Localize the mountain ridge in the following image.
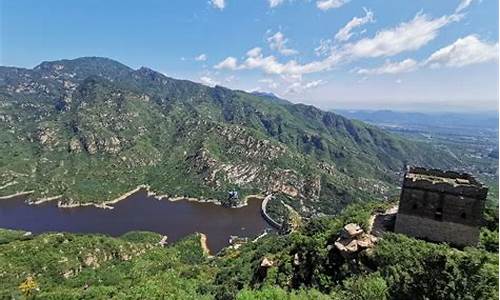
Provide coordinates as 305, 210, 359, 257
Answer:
0, 57, 460, 219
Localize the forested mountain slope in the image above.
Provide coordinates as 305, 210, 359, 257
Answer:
0, 57, 458, 216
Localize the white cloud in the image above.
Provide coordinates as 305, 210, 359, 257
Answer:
195, 54, 207, 61
247, 47, 263, 57
286, 79, 325, 94
210, 0, 225, 10
316, 0, 351, 11
213, 11, 462, 79
224, 75, 236, 82
245, 49, 342, 76
214, 57, 240, 70
267, 31, 299, 56
268, 0, 284, 8
425, 35, 498, 68
357, 59, 418, 75
200, 76, 218, 87
335, 8, 374, 42
214, 48, 341, 76
314, 39, 333, 57
344, 12, 462, 58
259, 78, 280, 89
455, 0, 473, 13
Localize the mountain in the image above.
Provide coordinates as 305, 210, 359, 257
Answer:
335, 109, 499, 136
0, 58, 496, 299
250, 91, 292, 105
0, 57, 459, 218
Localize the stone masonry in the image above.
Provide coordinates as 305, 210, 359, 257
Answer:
395, 166, 487, 246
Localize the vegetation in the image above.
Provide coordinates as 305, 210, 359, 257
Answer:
0, 57, 459, 218
0, 199, 496, 299
0, 57, 496, 299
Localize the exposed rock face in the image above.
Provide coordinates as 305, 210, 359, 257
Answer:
186, 123, 321, 202
68, 137, 82, 153
81, 134, 121, 154
268, 169, 321, 200
342, 223, 363, 238
213, 124, 286, 160
35, 127, 59, 147
260, 257, 274, 268
82, 134, 98, 154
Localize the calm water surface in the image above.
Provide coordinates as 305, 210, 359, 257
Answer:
0, 190, 271, 252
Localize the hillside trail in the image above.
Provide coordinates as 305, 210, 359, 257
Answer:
368, 205, 398, 237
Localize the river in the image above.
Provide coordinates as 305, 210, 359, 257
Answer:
0, 190, 272, 252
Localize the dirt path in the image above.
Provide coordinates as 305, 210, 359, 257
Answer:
368, 204, 398, 237
199, 233, 211, 257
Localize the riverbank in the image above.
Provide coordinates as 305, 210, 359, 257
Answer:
199, 233, 212, 257
0, 192, 271, 254
0, 191, 35, 200
1, 185, 267, 211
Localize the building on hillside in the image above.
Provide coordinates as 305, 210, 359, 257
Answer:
395, 166, 487, 246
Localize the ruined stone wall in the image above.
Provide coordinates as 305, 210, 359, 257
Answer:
408, 167, 482, 185
398, 188, 484, 227
395, 167, 487, 246
395, 213, 480, 246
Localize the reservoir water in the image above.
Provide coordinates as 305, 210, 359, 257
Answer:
0, 190, 271, 252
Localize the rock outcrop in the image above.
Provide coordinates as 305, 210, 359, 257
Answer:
333, 223, 378, 257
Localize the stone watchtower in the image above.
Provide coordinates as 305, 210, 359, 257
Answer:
395, 167, 487, 246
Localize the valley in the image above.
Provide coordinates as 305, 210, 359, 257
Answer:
0, 57, 460, 223
0, 58, 497, 300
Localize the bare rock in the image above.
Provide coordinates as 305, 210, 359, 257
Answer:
158, 235, 168, 246
342, 223, 363, 238
68, 138, 82, 153
260, 257, 274, 268
333, 223, 378, 256
293, 253, 300, 266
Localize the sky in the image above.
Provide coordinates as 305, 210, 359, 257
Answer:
1, 0, 498, 112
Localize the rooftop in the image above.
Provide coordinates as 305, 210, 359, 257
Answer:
405, 166, 486, 190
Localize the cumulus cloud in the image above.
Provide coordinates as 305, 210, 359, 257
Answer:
210, 0, 225, 10
316, 0, 351, 11
214, 56, 240, 70
259, 78, 280, 89
268, 0, 285, 8
200, 76, 218, 87
247, 47, 263, 57
344, 12, 462, 58
216, 47, 342, 76
286, 79, 325, 94
267, 31, 299, 56
357, 59, 418, 75
425, 35, 498, 68
214, 11, 463, 79
195, 54, 207, 61
335, 8, 374, 42
355, 35, 498, 76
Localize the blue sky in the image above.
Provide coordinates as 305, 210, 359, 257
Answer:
1, 0, 498, 111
